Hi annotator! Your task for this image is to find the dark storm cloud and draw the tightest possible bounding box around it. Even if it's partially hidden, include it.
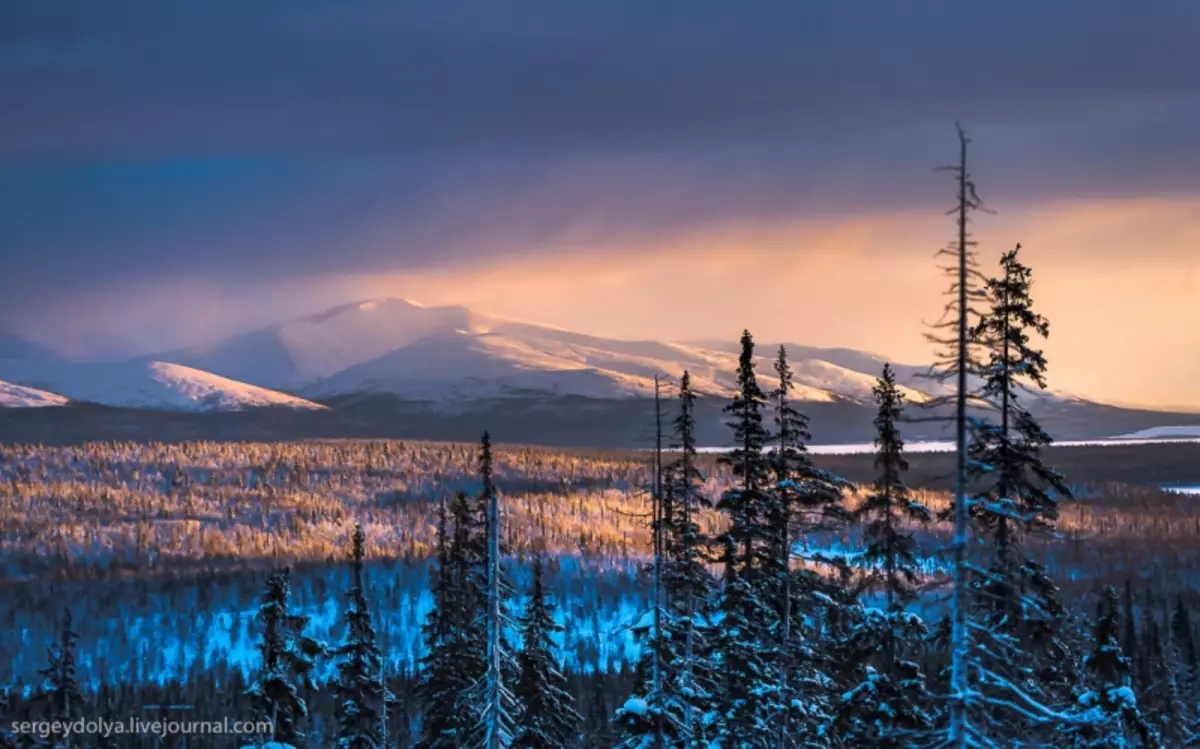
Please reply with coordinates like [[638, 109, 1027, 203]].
[[2, 0, 1199, 307]]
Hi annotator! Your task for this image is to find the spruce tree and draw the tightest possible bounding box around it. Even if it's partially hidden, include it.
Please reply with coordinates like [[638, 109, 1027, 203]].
[[1067, 586, 1156, 748], [246, 569, 325, 747], [1171, 596, 1198, 693], [466, 432, 519, 749], [662, 371, 717, 746], [921, 124, 990, 749], [618, 371, 718, 748], [968, 244, 1074, 711], [768, 346, 849, 745], [415, 497, 465, 749], [514, 557, 581, 749], [832, 605, 937, 748], [37, 609, 83, 730], [710, 331, 780, 748], [718, 330, 774, 581], [833, 364, 937, 745], [1124, 580, 1140, 692], [857, 364, 931, 615], [333, 524, 390, 749], [1145, 599, 1189, 746]]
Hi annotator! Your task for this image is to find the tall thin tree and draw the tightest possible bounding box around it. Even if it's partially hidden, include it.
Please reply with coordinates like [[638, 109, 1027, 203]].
[[858, 364, 931, 619], [712, 330, 780, 747], [921, 124, 989, 748], [471, 432, 518, 749]]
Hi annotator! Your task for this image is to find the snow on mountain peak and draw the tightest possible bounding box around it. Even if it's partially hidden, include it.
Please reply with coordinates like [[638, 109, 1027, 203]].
[[0, 359, 326, 412], [0, 380, 69, 408], [144, 361, 327, 411]]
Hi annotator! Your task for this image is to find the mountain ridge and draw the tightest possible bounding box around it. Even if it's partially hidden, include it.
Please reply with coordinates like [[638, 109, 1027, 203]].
[[149, 298, 942, 407], [0, 298, 1195, 447]]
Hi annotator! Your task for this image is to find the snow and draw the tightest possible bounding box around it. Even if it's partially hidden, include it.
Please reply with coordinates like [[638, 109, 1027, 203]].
[[152, 298, 957, 404], [159, 298, 501, 389], [0, 359, 326, 412], [59, 297, 1178, 412], [1164, 486, 1200, 496], [1114, 425, 1200, 440], [620, 696, 649, 716], [0, 379, 68, 407]]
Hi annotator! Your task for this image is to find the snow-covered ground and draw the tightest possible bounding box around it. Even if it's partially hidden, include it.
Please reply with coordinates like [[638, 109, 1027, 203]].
[[0, 359, 326, 412], [0, 379, 68, 407], [1163, 486, 1200, 496], [0, 558, 647, 689]]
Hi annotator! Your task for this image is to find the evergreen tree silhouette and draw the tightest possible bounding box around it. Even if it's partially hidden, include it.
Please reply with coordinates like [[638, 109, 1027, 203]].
[[246, 569, 325, 747], [333, 524, 391, 748], [37, 609, 83, 730], [513, 557, 581, 749], [710, 331, 780, 747]]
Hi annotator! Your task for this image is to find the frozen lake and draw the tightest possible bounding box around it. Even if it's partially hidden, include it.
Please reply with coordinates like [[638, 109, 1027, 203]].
[[695, 437, 1200, 455]]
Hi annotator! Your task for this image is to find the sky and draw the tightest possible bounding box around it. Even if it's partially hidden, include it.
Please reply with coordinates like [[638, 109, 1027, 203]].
[[1, 1, 1198, 410]]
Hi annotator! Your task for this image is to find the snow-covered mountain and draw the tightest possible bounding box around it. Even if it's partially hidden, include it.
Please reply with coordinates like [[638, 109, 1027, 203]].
[[159, 299, 504, 391], [0, 359, 326, 412], [156, 298, 936, 405], [0, 380, 69, 408], [1, 303, 1193, 445]]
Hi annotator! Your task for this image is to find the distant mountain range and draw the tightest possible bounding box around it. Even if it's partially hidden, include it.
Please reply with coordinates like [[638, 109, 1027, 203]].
[[0, 298, 1196, 447]]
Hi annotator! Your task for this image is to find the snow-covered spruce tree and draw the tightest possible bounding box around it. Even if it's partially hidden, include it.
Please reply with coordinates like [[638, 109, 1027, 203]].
[[1063, 586, 1156, 748], [465, 432, 519, 749], [37, 609, 84, 731], [617, 371, 719, 748], [709, 331, 782, 748], [965, 244, 1077, 741], [969, 244, 1073, 663], [832, 605, 938, 748], [513, 556, 582, 749], [1144, 599, 1191, 746], [415, 496, 465, 749], [246, 569, 325, 748], [417, 489, 489, 749], [662, 371, 717, 746], [918, 124, 1095, 747], [767, 345, 851, 746], [857, 364, 931, 616], [832, 364, 937, 746], [333, 524, 391, 749]]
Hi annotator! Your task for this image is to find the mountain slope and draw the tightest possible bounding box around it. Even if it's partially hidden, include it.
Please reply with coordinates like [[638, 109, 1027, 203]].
[[304, 312, 934, 405], [147, 297, 1141, 418], [158, 299, 501, 390], [158, 297, 934, 405], [0, 359, 326, 412], [0, 380, 69, 408]]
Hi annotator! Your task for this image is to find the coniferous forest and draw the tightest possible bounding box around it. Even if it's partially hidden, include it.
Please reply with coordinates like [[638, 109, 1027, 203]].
[[4, 133, 1200, 748]]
